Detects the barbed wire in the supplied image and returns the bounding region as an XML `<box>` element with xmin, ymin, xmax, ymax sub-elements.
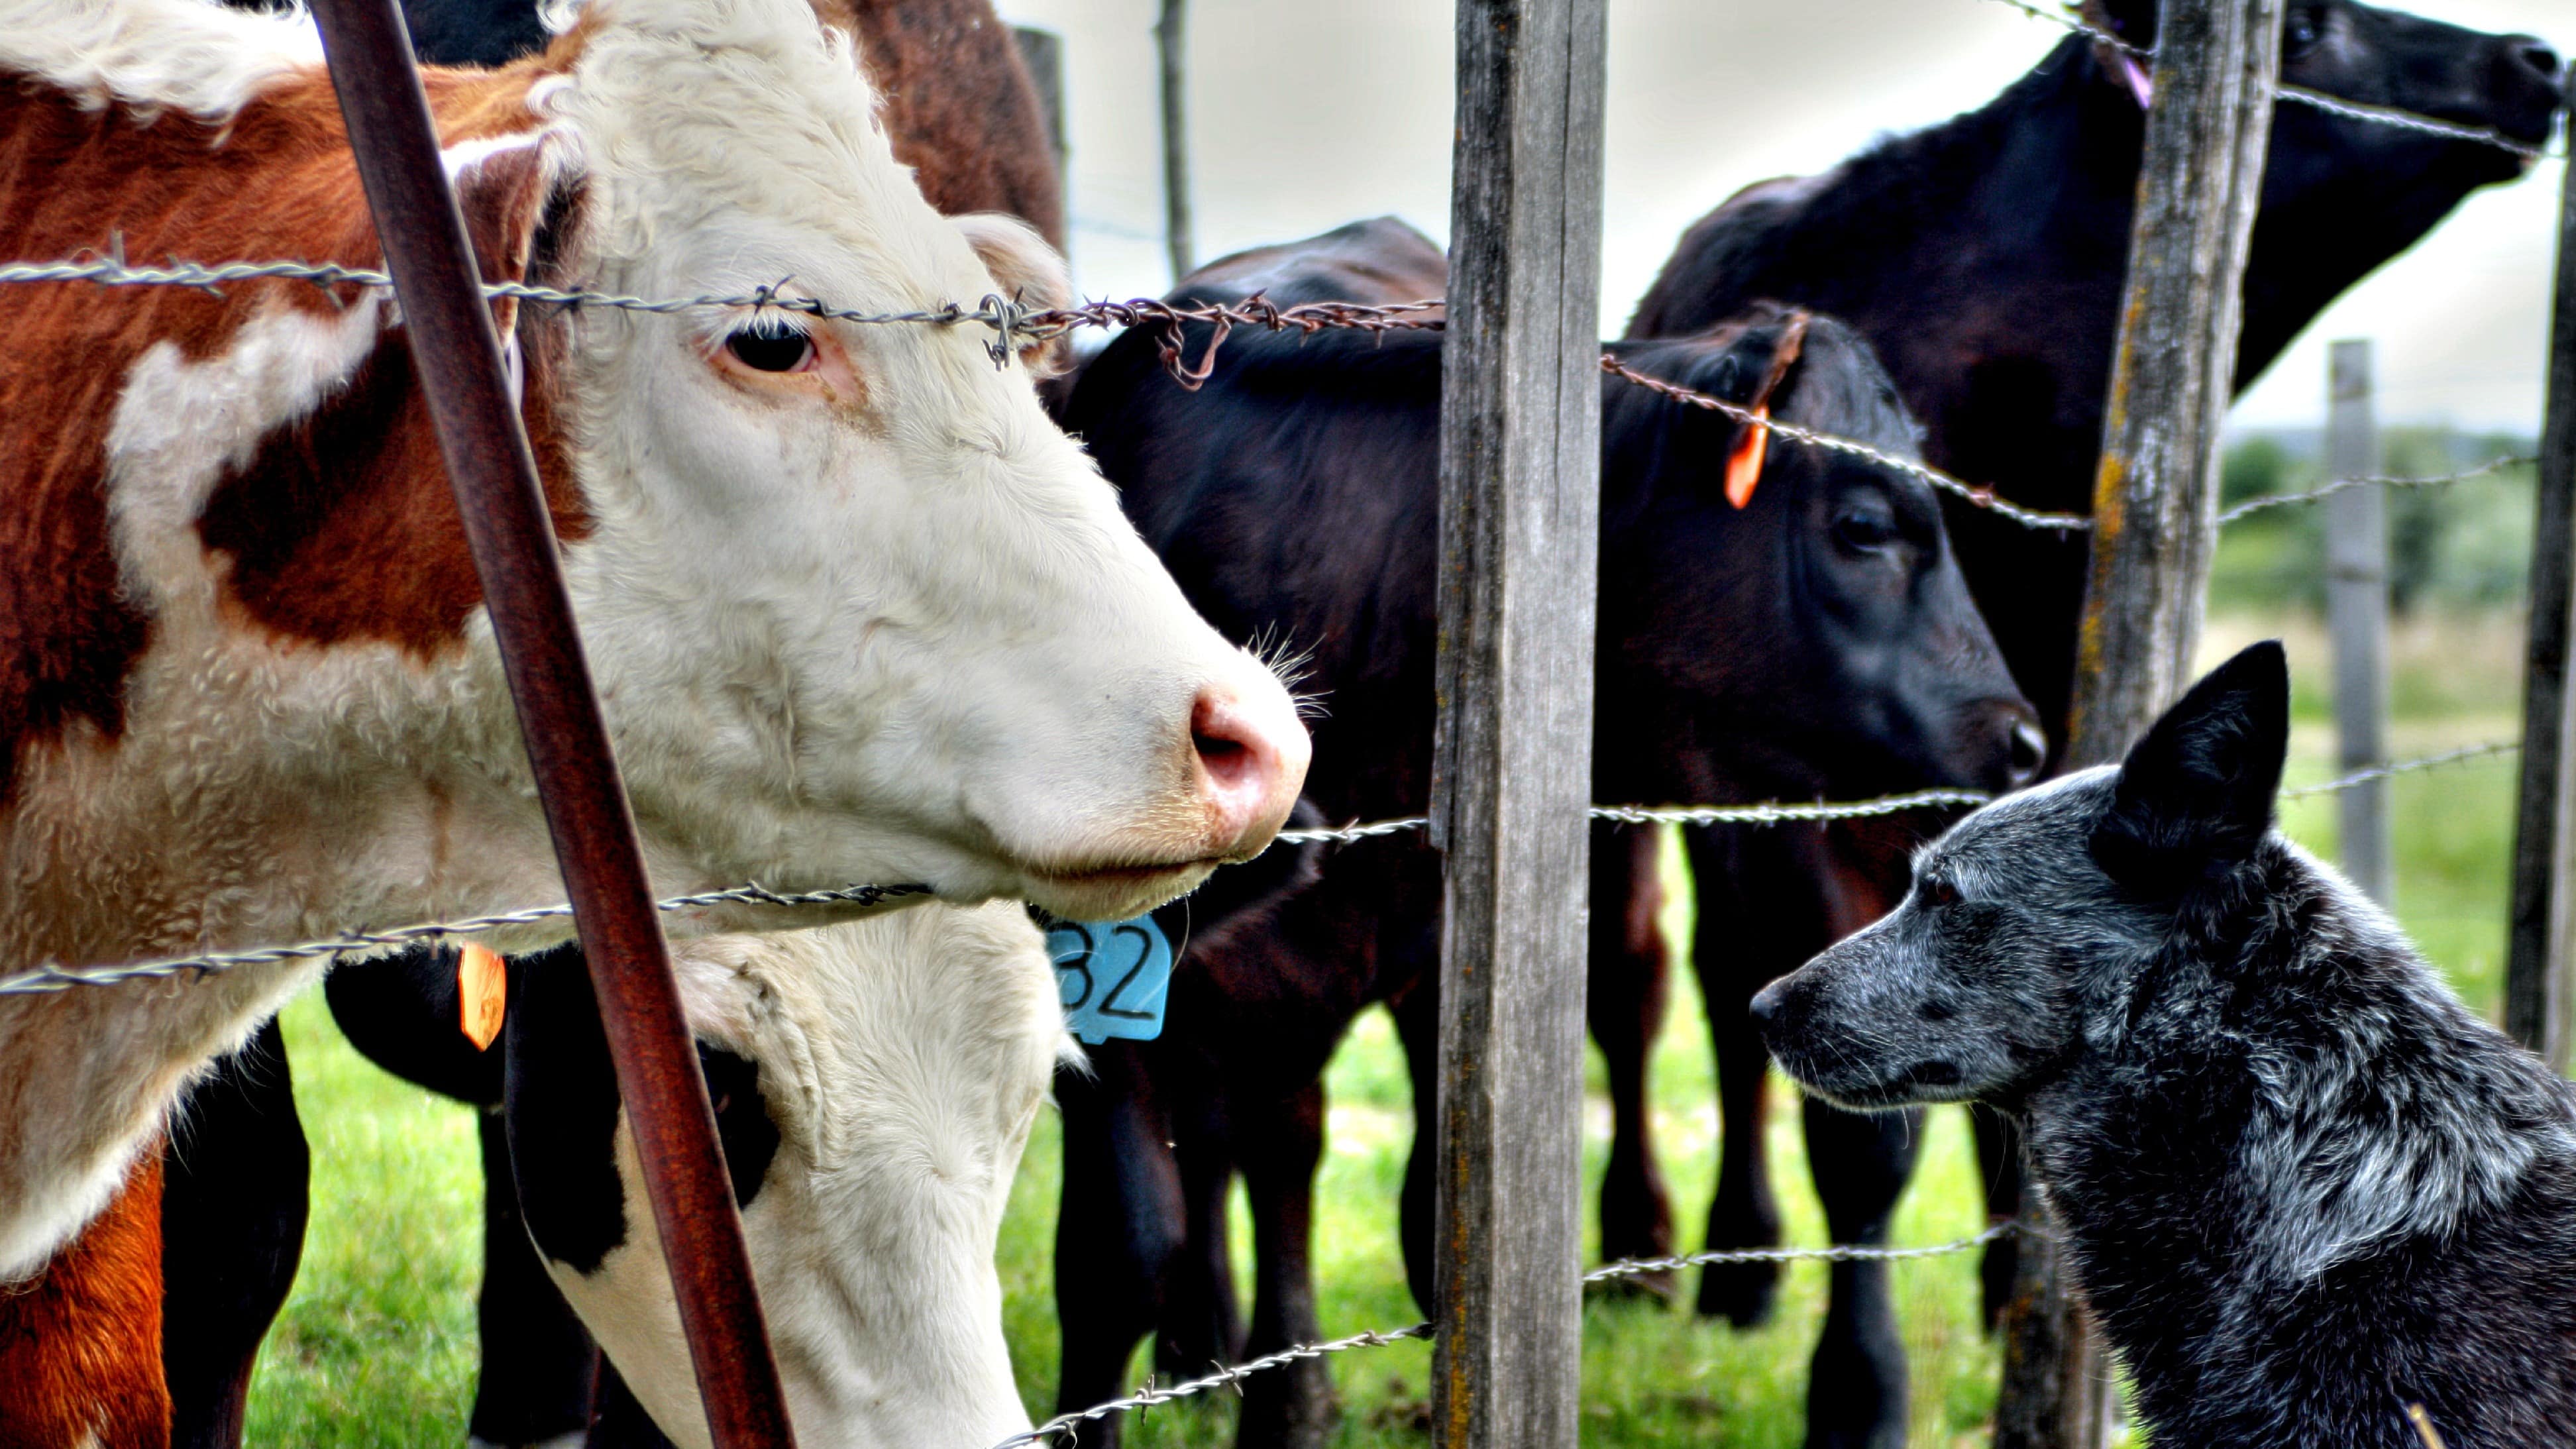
<box><xmin>2281</xmin><ymin>740</ymin><xmax>2520</xmax><ymax>800</ymax></box>
<box><xmin>1983</xmin><ymin>0</ymin><xmax>2560</xmax><ymax>161</ymax></box>
<box><xmin>1597</xmin><ymin>355</ymin><xmax>2091</xmax><ymax>531</ymax></box>
<box><xmin>9</xmin><ymin>748</ymin><xmax>2506</xmax><ymax>996</ymax></box>
<box><xmin>991</xmin><ymin>1224</ymin><xmax>2012</xmax><ymax>1446</ymax></box>
<box><xmin>0</xmin><ymin>881</ymin><xmax>929</xmax><ymax>997</ymax></box>
<box><xmin>2215</xmin><ymin>455</ymin><xmax>2537</xmax><ymax>527</ymax></box>
<box><xmin>16</xmin><ymin>256</ymin><xmax>2528</xmax><ymax>539</ymax></box>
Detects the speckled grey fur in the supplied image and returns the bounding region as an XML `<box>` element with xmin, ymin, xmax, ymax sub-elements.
<box><xmin>1755</xmin><ymin>644</ymin><xmax>2576</xmax><ymax>1448</ymax></box>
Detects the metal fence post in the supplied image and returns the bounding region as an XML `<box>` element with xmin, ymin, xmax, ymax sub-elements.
<box><xmin>2508</xmin><ymin>152</ymin><xmax>2576</xmax><ymax>1070</ymax></box>
<box><xmin>303</xmin><ymin>1</ymin><xmax>794</xmax><ymax>1443</ymax></box>
<box><xmin>2326</xmin><ymin>339</ymin><xmax>2392</xmax><ymax>905</ymax></box>
<box><xmin>1155</xmin><ymin>0</ymin><xmax>1193</xmax><ymax>280</ymax></box>
<box><xmin>1429</xmin><ymin>0</ymin><xmax>1605</xmax><ymax>1443</ymax></box>
<box><xmin>1998</xmin><ymin>1</ymin><xmax>2283</xmax><ymax>1446</ymax></box>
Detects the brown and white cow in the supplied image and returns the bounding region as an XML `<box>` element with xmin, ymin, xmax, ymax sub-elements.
<box><xmin>0</xmin><ymin>0</ymin><xmax>1305</xmax><ymax>1436</ymax></box>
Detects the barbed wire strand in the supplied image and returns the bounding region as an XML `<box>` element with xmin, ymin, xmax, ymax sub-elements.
<box><xmin>2215</xmin><ymin>455</ymin><xmax>2536</xmax><ymax>526</ymax></box>
<box><xmin>2281</xmin><ymin>740</ymin><xmax>2520</xmax><ymax>800</ymax></box>
<box><xmin>1982</xmin><ymin>0</ymin><xmax>2558</xmax><ymax>161</ymax></box>
<box><xmin>992</xmin><ymin>1225</ymin><xmax>2012</xmax><ymax>1446</ymax></box>
<box><xmin>6</xmin><ymin>747</ymin><xmax>2510</xmax><ymax>996</ymax></box>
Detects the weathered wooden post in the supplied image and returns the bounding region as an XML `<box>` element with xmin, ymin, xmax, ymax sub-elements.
<box><xmin>1155</xmin><ymin>0</ymin><xmax>1193</xmax><ymax>280</ymax></box>
<box><xmin>2326</xmin><ymin>339</ymin><xmax>2392</xmax><ymax>904</ymax></box>
<box><xmin>1996</xmin><ymin>2</ymin><xmax>2282</xmax><ymax>1445</ymax></box>
<box><xmin>1429</xmin><ymin>0</ymin><xmax>1605</xmax><ymax>1443</ymax></box>
<box><xmin>2506</xmin><ymin>152</ymin><xmax>2576</xmax><ymax>1070</ymax></box>
<box><xmin>305</xmin><ymin>0</ymin><xmax>795</xmax><ymax>1443</ymax></box>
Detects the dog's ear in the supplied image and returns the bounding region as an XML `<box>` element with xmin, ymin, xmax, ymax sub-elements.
<box><xmin>2090</xmin><ymin>641</ymin><xmax>2290</xmax><ymax>890</ymax></box>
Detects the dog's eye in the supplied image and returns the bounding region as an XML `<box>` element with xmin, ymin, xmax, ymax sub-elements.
<box><xmin>1918</xmin><ymin>877</ymin><xmax>1960</xmax><ymax>908</ymax></box>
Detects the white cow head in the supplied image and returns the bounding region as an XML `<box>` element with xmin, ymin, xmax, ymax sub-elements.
<box><xmin>515</xmin><ymin>0</ymin><xmax>1307</xmax><ymax>922</ymax></box>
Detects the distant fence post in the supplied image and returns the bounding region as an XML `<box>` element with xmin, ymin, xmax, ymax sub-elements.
<box><xmin>1012</xmin><ymin>27</ymin><xmax>1068</xmax><ymax>203</ymax></box>
<box><xmin>1429</xmin><ymin>0</ymin><xmax>1605</xmax><ymax>1444</ymax></box>
<box><xmin>2326</xmin><ymin>339</ymin><xmax>2392</xmax><ymax>904</ymax></box>
<box><xmin>2506</xmin><ymin>149</ymin><xmax>2576</xmax><ymax>1069</ymax></box>
<box><xmin>1154</xmin><ymin>0</ymin><xmax>1193</xmax><ymax>280</ymax></box>
<box><xmin>1997</xmin><ymin>3</ymin><xmax>2283</xmax><ymax>1447</ymax></box>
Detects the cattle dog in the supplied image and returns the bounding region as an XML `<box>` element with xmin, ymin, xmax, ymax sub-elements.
<box><xmin>1755</xmin><ymin>641</ymin><xmax>2576</xmax><ymax>1448</ymax></box>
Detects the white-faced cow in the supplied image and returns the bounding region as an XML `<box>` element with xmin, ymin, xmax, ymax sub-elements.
<box><xmin>0</xmin><ymin>0</ymin><xmax>1307</xmax><ymax>1440</ymax></box>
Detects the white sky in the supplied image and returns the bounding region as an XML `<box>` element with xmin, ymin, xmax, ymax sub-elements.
<box><xmin>993</xmin><ymin>0</ymin><xmax>2566</xmax><ymax>435</ymax></box>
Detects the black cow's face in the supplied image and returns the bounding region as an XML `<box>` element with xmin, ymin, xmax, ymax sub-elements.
<box><xmin>1597</xmin><ymin>312</ymin><xmax>2045</xmax><ymax>806</ymax></box>
<box><xmin>2092</xmin><ymin>0</ymin><xmax>2561</xmax><ymax>187</ymax></box>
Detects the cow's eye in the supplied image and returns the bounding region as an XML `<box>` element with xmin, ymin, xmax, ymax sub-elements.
<box><xmin>1919</xmin><ymin>877</ymin><xmax>1960</xmax><ymax>909</ymax></box>
<box><xmin>1831</xmin><ymin>507</ymin><xmax>1901</xmax><ymax>553</ymax></box>
<box><xmin>725</xmin><ymin>319</ymin><xmax>816</xmax><ymax>373</ymax></box>
<box><xmin>2284</xmin><ymin>9</ymin><xmax>2323</xmax><ymax>52</ymax></box>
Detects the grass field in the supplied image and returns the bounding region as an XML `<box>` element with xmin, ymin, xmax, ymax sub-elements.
<box><xmin>244</xmin><ymin>606</ymin><xmax>2534</xmax><ymax>1446</ymax></box>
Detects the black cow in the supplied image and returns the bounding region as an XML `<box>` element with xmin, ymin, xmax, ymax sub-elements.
<box><xmin>1052</xmin><ymin>217</ymin><xmax>2040</xmax><ymax>1449</ymax></box>
<box><xmin>1613</xmin><ymin>3</ymin><xmax>2566</xmax><ymax>1418</ymax></box>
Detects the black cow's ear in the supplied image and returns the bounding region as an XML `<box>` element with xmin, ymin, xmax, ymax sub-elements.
<box><xmin>2084</xmin><ymin>0</ymin><xmax>2157</xmax><ymax>46</ymax></box>
<box><xmin>2090</xmin><ymin>641</ymin><xmax>2289</xmax><ymax>890</ymax></box>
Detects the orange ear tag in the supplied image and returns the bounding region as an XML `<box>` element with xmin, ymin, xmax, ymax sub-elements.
<box><xmin>458</xmin><ymin>943</ymin><xmax>507</xmax><ymax>1051</ymax></box>
<box><xmin>1725</xmin><ymin>405</ymin><xmax>1770</xmax><ymax>509</ymax></box>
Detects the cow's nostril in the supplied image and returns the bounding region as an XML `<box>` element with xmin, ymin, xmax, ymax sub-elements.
<box><xmin>1188</xmin><ymin>682</ymin><xmax>1310</xmax><ymax>857</ymax></box>
<box><xmin>2006</xmin><ymin>718</ymin><xmax>2048</xmax><ymax>788</ymax></box>
<box><xmin>2511</xmin><ymin>38</ymin><xmax>2561</xmax><ymax>83</ymax></box>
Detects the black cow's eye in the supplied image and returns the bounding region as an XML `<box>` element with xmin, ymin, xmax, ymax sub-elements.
<box><xmin>1831</xmin><ymin>508</ymin><xmax>1900</xmax><ymax>553</ymax></box>
<box><xmin>2285</xmin><ymin>9</ymin><xmax>2322</xmax><ymax>52</ymax></box>
<box><xmin>725</xmin><ymin>318</ymin><xmax>814</xmax><ymax>373</ymax></box>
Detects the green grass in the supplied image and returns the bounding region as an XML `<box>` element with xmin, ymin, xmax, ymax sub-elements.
<box><xmin>246</xmin><ymin>604</ymin><xmax>2531</xmax><ymax>1445</ymax></box>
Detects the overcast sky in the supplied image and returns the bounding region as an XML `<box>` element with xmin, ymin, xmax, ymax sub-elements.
<box><xmin>993</xmin><ymin>0</ymin><xmax>2565</xmax><ymax>435</ymax></box>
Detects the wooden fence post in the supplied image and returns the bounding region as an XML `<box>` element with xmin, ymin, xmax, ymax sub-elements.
<box><xmin>1429</xmin><ymin>0</ymin><xmax>1605</xmax><ymax>1444</ymax></box>
<box><xmin>1155</xmin><ymin>0</ymin><xmax>1193</xmax><ymax>280</ymax></box>
<box><xmin>2326</xmin><ymin>339</ymin><xmax>2392</xmax><ymax>904</ymax></box>
<box><xmin>2506</xmin><ymin>150</ymin><xmax>2576</xmax><ymax>1069</ymax></box>
<box><xmin>1997</xmin><ymin>2</ymin><xmax>2283</xmax><ymax>1446</ymax></box>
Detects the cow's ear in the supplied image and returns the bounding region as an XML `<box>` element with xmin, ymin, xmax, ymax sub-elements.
<box><xmin>2090</xmin><ymin>641</ymin><xmax>2290</xmax><ymax>890</ymax></box>
<box><xmin>955</xmin><ymin>211</ymin><xmax>1074</xmax><ymax>379</ymax></box>
<box><xmin>448</xmin><ymin>134</ymin><xmax>588</xmax><ymax>335</ymax></box>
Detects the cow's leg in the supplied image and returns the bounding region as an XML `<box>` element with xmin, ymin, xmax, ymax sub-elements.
<box><xmin>583</xmin><ymin>1356</ymin><xmax>671</xmax><ymax>1449</ymax></box>
<box><xmin>1392</xmin><ymin>978</ymin><xmax>1441</xmax><ymax>1316</ymax></box>
<box><xmin>472</xmin><ymin>1108</ymin><xmax>601</xmax><ymax>1448</ymax></box>
<box><xmin>0</xmin><ymin>1155</ymin><xmax>172</xmax><ymax>1449</ymax></box>
<box><xmin>1233</xmin><ymin>1077</ymin><xmax>1335</xmax><ymax>1449</ymax></box>
<box><xmin>1970</xmin><ymin>1104</ymin><xmax>2023</xmax><ymax>1332</ymax></box>
<box><xmin>1151</xmin><ymin>1083</ymin><xmax>1244</xmax><ymax>1387</ymax></box>
<box><xmin>1588</xmin><ymin>820</ymin><xmax>1673</xmax><ymax>1294</ymax></box>
<box><xmin>1053</xmin><ymin>1046</ymin><xmax>1185</xmax><ymax>1448</ymax></box>
<box><xmin>161</xmin><ymin>1018</ymin><xmax>307</xmax><ymax>1449</ymax></box>
<box><xmin>1688</xmin><ymin>823</ymin><xmax>1790</xmax><ymax>1325</ymax></box>
<box><xmin>1801</xmin><ymin>1098</ymin><xmax>1921</xmax><ymax>1449</ymax></box>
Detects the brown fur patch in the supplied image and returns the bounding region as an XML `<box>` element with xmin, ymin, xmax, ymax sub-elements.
<box><xmin>0</xmin><ymin>1155</ymin><xmax>171</xmax><ymax>1449</ymax></box>
<box><xmin>0</xmin><ymin>52</ymin><xmax>584</xmax><ymax>793</ymax></box>
<box><xmin>843</xmin><ymin>0</ymin><xmax>1065</xmax><ymax>246</ymax></box>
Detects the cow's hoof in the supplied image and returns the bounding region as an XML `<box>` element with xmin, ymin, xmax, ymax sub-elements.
<box><xmin>1696</xmin><ymin>1257</ymin><xmax>1780</xmax><ymax>1327</ymax></box>
<box><xmin>1236</xmin><ymin>1355</ymin><xmax>1338</xmax><ymax>1449</ymax></box>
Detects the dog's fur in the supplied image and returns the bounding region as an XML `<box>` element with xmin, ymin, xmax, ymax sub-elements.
<box><xmin>1755</xmin><ymin>643</ymin><xmax>2576</xmax><ymax>1448</ymax></box>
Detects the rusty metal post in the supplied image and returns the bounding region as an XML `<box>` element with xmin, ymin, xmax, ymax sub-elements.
<box><xmin>303</xmin><ymin>1</ymin><xmax>796</xmax><ymax>1444</ymax></box>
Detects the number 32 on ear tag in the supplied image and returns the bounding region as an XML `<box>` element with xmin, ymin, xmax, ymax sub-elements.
<box><xmin>1046</xmin><ymin>914</ymin><xmax>1174</xmax><ymax>1046</ymax></box>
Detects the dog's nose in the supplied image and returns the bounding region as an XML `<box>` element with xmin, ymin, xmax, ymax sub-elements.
<box><xmin>1748</xmin><ymin>981</ymin><xmax>1784</xmax><ymax>1030</ymax></box>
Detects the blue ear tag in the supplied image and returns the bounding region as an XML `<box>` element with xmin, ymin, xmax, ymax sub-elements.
<box><xmin>1046</xmin><ymin>914</ymin><xmax>1175</xmax><ymax>1046</ymax></box>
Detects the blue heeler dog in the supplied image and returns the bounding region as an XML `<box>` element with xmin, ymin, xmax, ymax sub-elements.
<box><xmin>1753</xmin><ymin>641</ymin><xmax>2576</xmax><ymax>1448</ymax></box>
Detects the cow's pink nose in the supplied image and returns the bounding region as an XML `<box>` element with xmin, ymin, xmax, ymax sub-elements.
<box><xmin>1189</xmin><ymin>683</ymin><xmax>1309</xmax><ymax>858</ymax></box>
